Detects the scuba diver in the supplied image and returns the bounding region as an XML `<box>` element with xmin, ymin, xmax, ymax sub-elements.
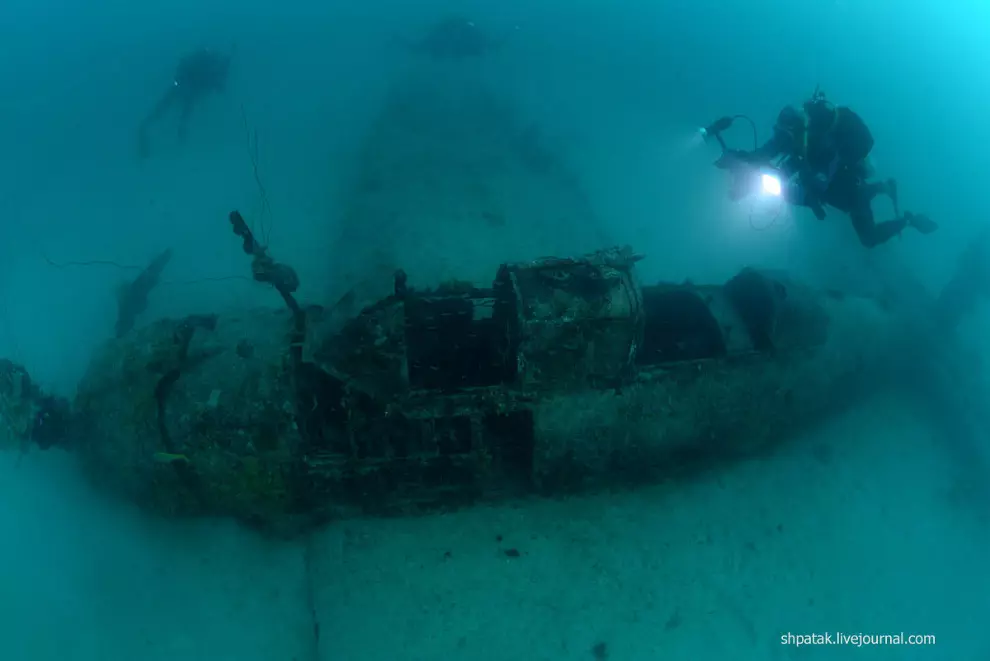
<box><xmin>393</xmin><ymin>16</ymin><xmax>518</xmax><ymax>60</ymax></box>
<box><xmin>711</xmin><ymin>88</ymin><xmax>938</xmax><ymax>248</ymax></box>
<box><xmin>136</xmin><ymin>47</ymin><xmax>232</xmax><ymax>159</ymax></box>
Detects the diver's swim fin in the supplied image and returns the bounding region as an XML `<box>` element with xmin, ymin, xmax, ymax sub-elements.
<box><xmin>906</xmin><ymin>211</ymin><xmax>938</xmax><ymax>235</ymax></box>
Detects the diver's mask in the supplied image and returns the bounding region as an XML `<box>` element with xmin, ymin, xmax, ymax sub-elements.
<box><xmin>773</xmin><ymin>105</ymin><xmax>806</xmax><ymax>149</ymax></box>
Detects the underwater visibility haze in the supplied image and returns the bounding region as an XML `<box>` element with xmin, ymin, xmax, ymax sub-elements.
<box><xmin>1</xmin><ymin>0</ymin><xmax>989</xmax><ymax>659</ymax></box>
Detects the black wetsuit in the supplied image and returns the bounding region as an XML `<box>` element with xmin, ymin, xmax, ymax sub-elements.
<box><xmin>137</xmin><ymin>48</ymin><xmax>230</xmax><ymax>158</ymax></box>
<box><xmin>745</xmin><ymin>104</ymin><xmax>907</xmax><ymax>248</ymax></box>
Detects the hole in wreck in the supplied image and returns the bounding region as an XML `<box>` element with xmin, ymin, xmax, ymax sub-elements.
<box><xmin>420</xmin><ymin>416</ymin><xmax>473</xmax><ymax>456</ymax></box>
<box><xmin>636</xmin><ymin>287</ymin><xmax>727</xmax><ymax>365</ymax></box>
<box><xmin>404</xmin><ymin>287</ymin><xmax>517</xmax><ymax>391</ymax></box>
<box><xmin>334</xmin><ymin>415</ymin><xmax>480</xmax><ymax>513</ymax></box>
<box><xmin>300</xmin><ymin>408</ymin><xmax>537</xmax><ymax>513</ymax></box>
<box><xmin>723</xmin><ymin>269</ymin><xmax>786</xmax><ymax>352</ymax></box>
<box><xmin>295</xmin><ymin>362</ymin><xmax>350</xmax><ymax>452</ymax></box>
<box><xmin>484</xmin><ymin>409</ymin><xmax>535</xmax><ymax>487</ymax></box>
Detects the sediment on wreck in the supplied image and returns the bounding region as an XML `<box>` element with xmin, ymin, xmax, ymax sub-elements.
<box><xmin>72</xmin><ymin>309</ymin><xmax>307</xmax><ymax>529</ymax></box>
<box><xmin>9</xmin><ymin>234</ymin><xmax>908</xmax><ymax>536</ymax></box>
<box><xmin>72</xmin><ymin>211</ymin><xmax>337</xmax><ymax>536</ymax></box>
<box><xmin>305</xmin><ymin>247</ymin><xmax>901</xmax><ymax>507</ymax></box>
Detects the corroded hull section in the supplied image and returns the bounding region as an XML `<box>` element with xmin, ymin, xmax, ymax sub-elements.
<box><xmin>67</xmin><ymin>247</ymin><xmax>898</xmax><ymax>533</ymax></box>
<box><xmin>74</xmin><ymin>311</ymin><xmax>304</xmax><ymax>527</ymax></box>
<box><xmin>306</xmin><ymin>248</ymin><xmax>896</xmax><ymax>506</ymax></box>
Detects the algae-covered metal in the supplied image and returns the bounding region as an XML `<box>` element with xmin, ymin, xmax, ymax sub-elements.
<box><xmin>73</xmin><ymin>310</ymin><xmax>305</xmax><ymax>528</ymax></box>
<box><xmin>62</xmin><ymin>246</ymin><xmax>900</xmax><ymax>533</ymax></box>
<box><xmin>305</xmin><ymin>246</ymin><xmax>895</xmax><ymax>506</ymax></box>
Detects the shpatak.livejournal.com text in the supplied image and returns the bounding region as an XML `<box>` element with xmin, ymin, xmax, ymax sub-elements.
<box><xmin>781</xmin><ymin>632</ymin><xmax>936</xmax><ymax>647</ymax></box>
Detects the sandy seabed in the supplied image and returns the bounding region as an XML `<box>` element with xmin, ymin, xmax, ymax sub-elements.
<box><xmin>1</xmin><ymin>391</ymin><xmax>985</xmax><ymax>661</ymax></box>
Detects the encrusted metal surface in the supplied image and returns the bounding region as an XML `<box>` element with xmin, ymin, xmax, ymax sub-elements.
<box><xmin>50</xmin><ymin>245</ymin><xmax>902</xmax><ymax>535</ymax></box>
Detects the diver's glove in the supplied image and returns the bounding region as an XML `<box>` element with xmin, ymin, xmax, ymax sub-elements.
<box><xmin>735</xmin><ymin>149</ymin><xmax>765</xmax><ymax>165</ymax></box>
<box><xmin>716</xmin><ymin>149</ymin><xmax>757</xmax><ymax>176</ymax></box>
<box><xmin>784</xmin><ymin>180</ymin><xmax>805</xmax><ymax>204</ymax></box>
<box><xmin>805</xmin><ymin>175</ymin><xmax>829</xmax><ymax>219</ymax></box>
<box><xmin>784</xmin><ymin>180</ymin><xmax>827</xmax><ymax>219</ymax></box>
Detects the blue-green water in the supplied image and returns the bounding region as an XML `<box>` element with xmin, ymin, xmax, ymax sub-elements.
<box><xmin>1</xmin><ymin>1</ymin><xmax>987</xmax><ymax>658</ymax></box>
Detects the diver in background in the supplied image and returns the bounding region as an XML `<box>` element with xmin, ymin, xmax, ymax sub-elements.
<box><xmin>136</xmin><ymin>47</ymin><xmax>232</xmax><ymax>159</ymax></box>
<box><xmin>735</xmin><ymin>88</ymin><xmax>937</xmax><ymax>248</ymax></box>
<box><xmin>394</xmin><ymin>16</ymin><xmax>518</xmax><ymax>60</ymax></box>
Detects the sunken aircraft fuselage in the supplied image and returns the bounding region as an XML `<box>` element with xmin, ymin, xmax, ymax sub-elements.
<box><xmin>51</xmin><ymin>244</ymin><xmax>907</xmax><ymax>535</ymax></box>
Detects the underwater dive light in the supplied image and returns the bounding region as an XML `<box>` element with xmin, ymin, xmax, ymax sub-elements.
<box><xmin>760</xmin><ymin>172</ymin><xmax>782</xmax><ymax>197</ymax></box>
<box><xmin>699</xmin><ymin>116</ymin><xmax>735</xmax><ymax>142</ymax></box>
